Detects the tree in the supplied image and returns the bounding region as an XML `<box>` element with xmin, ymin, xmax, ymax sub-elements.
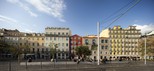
<box><xmin>91</xmin><ymin>45</ymin><xmax>97</xmax><ymax>50</ymax></box>
<box><xmin>50</xmin><ymin>48</ymin><xmax>56</xmax><ymax>59</ymax></box>
<box><xmin>49</xmin><ymin>43</ymin><xmax>58</xmax><ymax>59</ymax></box>
<box><xmin>75</xmin><ymin>46</ymin><xmax>91</xmax><ymax>59</ymax></box>
<box><xmin>139</xmin><ymin>37</ymin><xmax>154</xmax><ymax>58</ymax></box>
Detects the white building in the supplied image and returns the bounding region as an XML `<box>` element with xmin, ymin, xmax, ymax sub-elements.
<box><xmin>45</xmin><ymin>27</ymin><xmax>71</xmax><ymax>59</ymax></box>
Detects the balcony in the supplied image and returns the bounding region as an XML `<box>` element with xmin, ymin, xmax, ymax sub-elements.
<box><xmin>45</xmin><ymin>34</ymin><xmax>70</xmax><ymax>37</ymax></box>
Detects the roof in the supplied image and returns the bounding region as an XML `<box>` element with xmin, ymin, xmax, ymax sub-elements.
<box><xmin>147</xmin><ymin>31</ymin><xmax>154</xmax><ymax>36</ymax></box>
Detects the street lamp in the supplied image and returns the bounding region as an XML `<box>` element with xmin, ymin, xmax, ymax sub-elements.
<box><xmin>144</xmin><ymin>34</ymin><xmax>147</xmax><ymax>65</ymax></box>
<box><xmin>97</xmin><ymin>22</ymin><xmax>100</xmax><ymax>65</ymax></box>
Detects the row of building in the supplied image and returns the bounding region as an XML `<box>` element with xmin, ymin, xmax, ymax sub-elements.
<box><xmin>0</xmin><ymin>26</ymin><xmax>154</xmax><ymax>60</ymax></box>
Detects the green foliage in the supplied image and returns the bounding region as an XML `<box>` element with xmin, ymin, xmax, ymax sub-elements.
<box><xmin>75</xmin><ymin>46</ymin><xmax>91</xmax><ymax>58</ymax></box>
<box><xmin>91</xmin><ymin>45</ymin><xmax>97</xmax><ymax>50</ymax></box>
<box><xmin>50</xmin><ymin>48</ymin><xmax>56</xmax><ymax>56</ymax></box>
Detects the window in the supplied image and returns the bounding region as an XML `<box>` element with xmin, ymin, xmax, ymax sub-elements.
<box><xmin>66</xmin><ymin>37</ymin><xmax>68</xmax><ymax>41</ymax></box>
<box><xmin>42</xmin><ymin>38</ymin><xmax>44</xmax><ymax>40</ymax></box>
<box><xmin>101</xmin><ymin>56</ymin><xmax>103</xmax><ymax>59</ymax></box>
<box><xmin>58</xmin><ymin>32</ymin><xmax>60</xmax><ymax>35</ymax></box>
<box><xmin>58</xmin><ymin>53</ymin><xmax>61</xmax><ymax>56</ymax></box>
<box><xmin>105</xmin><ymin>40</ymin><xmax>108</xmax><ymax>43</ymax></box>
<box><xmin>32</xmin><ymin>48</ymin><xmax>35</xmax><ymax>52</ymax></box>
<box><xmin>102</xmin><ymin>46</ymin><xmax>104</xmax><ymax>49</ymax></box>
<box><xmin>54</xmin><ymin>37</ymin><xmax>56</xmax><ymax>40</ymax></box>
<box><xmin>62</xmin><ymin>32</ymin><xmax>64</xmax><ymax>35</ymax></box>
<box><xmin>33</xmin><ymin>43</ymin><xmax>35</xmax><ymax>46</ymax></box>
<box><xmin>66</xmin><ymin>33</ymin><xmax>68</xmax><ymax>35</ymax></box>
<box><xmin>85</xmin><ymin>39</ymin><xmax>89</xmax><ymax>45</ymax></box>
<box><xmin>42</xmin><ymin>43</ymin><xmax>44</xmax><ymax>46</ymax></box>
<box><xmin>37</xmin><ymin>43</ymin><xmax>39</xmax><ymax>46</ymax></box>
<box><xmin>20</xmin><ymin>43</ymin><xmax>22</xmax><ymax>46</ymax></box>
<box><xmin>62</xmin><ymin>53</ymin><xmax>64</xmax><ymax>56</ymax></box>
<box><xmin>46</xmin><ymin>48</ymin><xmax>48</xmax><ymax>52</ymax></box>
<box><xmin>105</xmin><ymin>46</ymin><xmax>108</xmax><ymax>49</ymax></box>
<box><xmin>101</xmin><ymin>40</ymin><xmax>104</xmax><ymax>43</ymax></box>
<box><xmin>94</xmin><ymin>56</ymin><xmax>96</xmax><ymax>60</ymax></box>
<box><xmin>92</xmin><ymin>39</ymin><xmax>96</xmax><ymax>45</ymax></box>
<box><xmin>66</xmin><ymin>43</ymin><xmax>68</xmax><ymax>46</ymax></box>
<box><xmin>37</xmin><ymin>48</ymin><xmax>40</xmax><ymax>52</ymax></box>
<box><xmin>42</xmin><ymin>48</ymin><xmax>44</xmax><ymax>53</ymax></box>
<box><xmin>62</xmin><ymin>43</ymin><xmax>64</xmax><ymax>46</ymax></box>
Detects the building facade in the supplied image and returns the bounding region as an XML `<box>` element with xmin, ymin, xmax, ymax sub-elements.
<box><xmin>82</xmin><ymin>35</ymin><xmax>110</xmax><ymax>61</ymax></box>
<box><xmin>0</xmin><ymin>27</ymin><xmax>72</xmax><ymax>60</ymax></box>
<box><xmin>45</xmin><ymin>27</ymin><xmax>71</xmax><ymax>59</ymax></box>
<box><xmin>100</xmin><ymin>26</ymin><xmax>141</xmax><ymax>60</ymax></box>
<box><xmin>70</xmin><ymin>34</ymin><xmax>82</xmax><ymax>59</ymax></box>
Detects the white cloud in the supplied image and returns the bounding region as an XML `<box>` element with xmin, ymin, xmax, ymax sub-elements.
<box><xmin>133</xmin><ymin>24</ymin><xmax>154</xmax><ymax>34</ymax></box>
<box><xmin>7</xmin><ymin>0</ymin><xmax>38</xmax><ymax>17</ymax></box>
<box><xmin>24</xmin><ymin>29</ymin><xmax>36</xmax><ymax>33</ymax></box>
<box><xmin>25</xmin><ymin>0</ymin><xmax>66</xmax><ymax>22</ymax></box>
<box><xmin>0</xmin><ymin>14</ymin><xmax>37</xmax><ymax>33</ymax></box>
<box><xmin>0</xmin><ymin>15</ymin><xmax>18</xmax><ymax>24</ymax></box>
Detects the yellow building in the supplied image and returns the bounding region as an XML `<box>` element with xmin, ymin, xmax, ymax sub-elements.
<box><xmin>100</xmin><ymin>26</ymin><xmax>141</xmax><ymax>60</ymax></box>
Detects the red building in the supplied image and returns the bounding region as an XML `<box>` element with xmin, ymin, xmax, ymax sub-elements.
<box><xmin>70</xmin><ymin>34</ymin><xmax>82</xmax><ymax>59</ymax></box>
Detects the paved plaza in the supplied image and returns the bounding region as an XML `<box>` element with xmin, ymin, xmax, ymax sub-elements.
<box><xmin>0</xmin><ymin>61</ymin><xmax>154</xmax><ymax>71</ymax></box>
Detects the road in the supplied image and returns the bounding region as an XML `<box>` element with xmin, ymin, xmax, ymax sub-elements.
<box><xmin>0</xmin><ymin>61</ymin><xmax>154</xmax><ymax>71</ymax></box>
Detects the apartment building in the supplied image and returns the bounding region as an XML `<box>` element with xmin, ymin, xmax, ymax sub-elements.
<box><xmin>70</xmin><ymin>34</ymin><xmax>82</xmax><ymax>59</ymax></box>
<box><xmin>100</xmin><ymin>26</ymin><xmax>141</xmax><ymax>60</ymax></box>
<box><xmin>45</xmin><ymin>27</ymin><xmax>71</xmax><ymax>59</ymax></box>
<box><xmin>82</xmin><ymin>35</ymin><xmax>110</xmax><ymax>61</ymax></box>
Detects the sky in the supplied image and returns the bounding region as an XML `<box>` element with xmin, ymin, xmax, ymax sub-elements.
<box><xmin>0</xmin><ymin>0</ymin><xmax>154</xmax><ymax>36</ymax></box>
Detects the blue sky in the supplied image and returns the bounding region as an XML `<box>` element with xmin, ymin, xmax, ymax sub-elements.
<box><xmin>0</xmin><ymin>0</ymin><xmax>154</xmax><ymax>36</ymax></box>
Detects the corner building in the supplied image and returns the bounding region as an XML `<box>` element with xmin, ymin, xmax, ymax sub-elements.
<box><xmin>100</xmin><ymin>26</ymin><xmax>141</xmax><ymax>60</ymax></box>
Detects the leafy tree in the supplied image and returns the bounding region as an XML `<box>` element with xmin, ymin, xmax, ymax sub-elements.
<box><xmin>139</xmin><ymin>37</ymin><xmax>154</xmax><ymax>58</ymax></box>
<box><xmin>75</xmin><ymin>46</ymin><xmax>91</xmax><ymax>59</ymax></box>
<box><xmin>49</xmin><ymin>43</ymin><xmax>58</xmax><ymax>59</ymax></box>
<box><xmin>50</xmin><ymin>48</ymin><xmax>56</xmax><ymax>58</ymax></box>
<box><xmin>91</xmin><ymin>45</ymin><xmax>97</xmax><ymax>50</ymax></box>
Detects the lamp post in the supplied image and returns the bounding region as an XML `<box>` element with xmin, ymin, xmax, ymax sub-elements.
<box><xmin>144</xmin><ymin>35</ymin><xmax>147</xmax><ymax>65</ymax></box>
<box><xmin>97</xmin><ymin>22</ymin><xmax>100</xmax><ymax>65</ymax></box>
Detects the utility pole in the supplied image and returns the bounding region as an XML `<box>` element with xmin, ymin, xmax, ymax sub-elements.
<box><xmin>97</xmin><ymin>22</ymin><xmax>100</xmax><ymax>65</ymax></box>
<box><xmin>144</xmin><ymin>35</ymin><xmax>146</xmax><ymax>65</ymax></box>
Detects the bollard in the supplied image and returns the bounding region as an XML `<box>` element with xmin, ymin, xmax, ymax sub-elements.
<box><xmin>41</xmin><ymin>60</ymin><xmax>42</xmax><ymax>69</ymax></box>
<box><xmin>26</xmin><ymin>60</ymin><xmax>27</xmax><ymax>69</ymax></box>
<box><xmin>9</xmin><ymin>60</ymin><xmax>11</xmax><ymax>71</ymax></box>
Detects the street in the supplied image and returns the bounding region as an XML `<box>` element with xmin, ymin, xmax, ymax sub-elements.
<box><xmin>0</xmin><ymin>61</ymin><xmax>154</xmax><ymax>71</ymax></box>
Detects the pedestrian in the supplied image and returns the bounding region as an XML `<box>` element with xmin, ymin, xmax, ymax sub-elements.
<box><xmin>77</xmin><ymin>59</ymin><xmax>80</xmax><ymax>64</ymax></box>
<box><xmin>51</xmin><ymin>58</ymin><xmax>53</xmax><ymax>62</ymax></box>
